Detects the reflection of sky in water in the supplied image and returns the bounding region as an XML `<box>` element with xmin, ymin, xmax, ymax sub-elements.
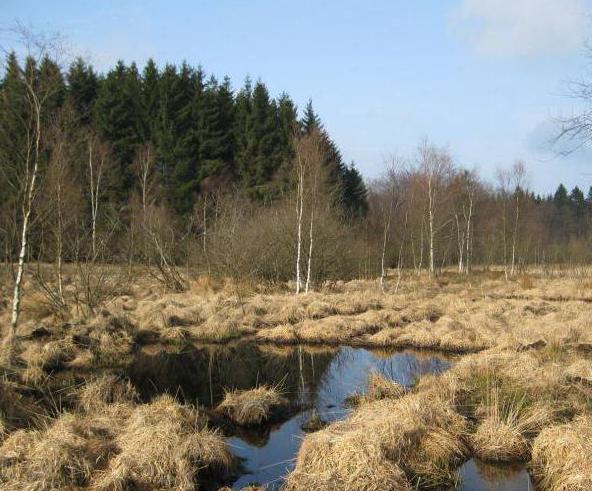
<box><xmin>231</xmin><ymin>346</ymin><xmax>451</xmax><ymax>489</ymax></box>
<box><xmin>127</xmin><ymin>343</ymin><xmax>532</xmax><ymax>490</ymax></box>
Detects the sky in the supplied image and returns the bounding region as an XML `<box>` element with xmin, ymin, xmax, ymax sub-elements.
<box><xmin>2</xmin><ymin>0</ymin><xmax>592</xmax><ymax>195</ymax></box>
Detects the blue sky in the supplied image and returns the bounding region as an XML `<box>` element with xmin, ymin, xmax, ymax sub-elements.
<box><xmin>3</xmin><ymin>0</ymin><xmax>592</xmax><ymax>194</ymax></box>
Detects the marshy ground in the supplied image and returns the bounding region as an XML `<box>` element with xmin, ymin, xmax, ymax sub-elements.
<box><xmin>1</xmin><ymin>268</ymin><xmax>592</xmax><ymax>489</ymax></box>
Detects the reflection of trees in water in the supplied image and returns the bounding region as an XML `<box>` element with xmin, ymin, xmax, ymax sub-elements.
<box><xmin>473</xmin><ymin>459</ymin><xmax>528</xmax><ymax>483</ymax></box>
<box><xmin>374</xmin><ymin>350</ymin><xmax>452</xmax><ymax>388</ymax></box>
<box><xmin>126</xmin><ymin>343</ymin><xmax>336</xmax><ymax>408</ymax></box>
<box><xmin>309</xmin><ymin>347</ymin><xmax>453</xmax><ymax>421</ymax></box>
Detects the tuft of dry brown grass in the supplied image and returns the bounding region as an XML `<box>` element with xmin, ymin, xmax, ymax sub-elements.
<box><xmin>285</xmin><ymin>392</ymin><xmax>468</xmax><ymax>490</ymax></box>
<box><xmin>347</xmin><ymin>372</ymin><xmax>406</xmax><ymax>407</ymax></box>
<box><xmin>78</xmin><ymin>375</ymin><xmax>139</xmax><ymax>412</ymax></box>
<box><xmin>20</xmin><ymin>338</ymin><xmax>76</xmax><ymax>372</ymax></box>
<box><xmin>470</xmin><ymin>388</ymin><xmax>554</xmax><ymax>463</ymax></box>
<box><xmin>94</xmin><ymin>394</ymin><xmax>232</xmax><ymax>490</ymax></box>
<box><xmin>0</xmin><ymin>413</ymin><xmax>117</xmax><ymax>490</ymax></box>
<box><xmin>217</xmin><ymin>385</ymin><xmax>288</xmax><ymax>426</ymax></box>
<box><xmin>565</xmin><ymin>359</ymin><xmax>592</xmax><ymax>385</ymax></box>
<box><xmin>532</xmin><ymin>415</ymin><xmax>592</xmax><ymax>491</ymax></box>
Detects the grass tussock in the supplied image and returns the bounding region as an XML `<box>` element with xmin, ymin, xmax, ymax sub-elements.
<box><xmin>94</xmin><ymin>394</ymin><xmax>232</xmax><ymax>490</ymax></box>
<box><xmin>217</xmin><ymin>385</ymin><xmax>288</xmax><ymax>426</ymax></box>
<box><xmin>0</xmin><ymin>413</ymin><xmax>117</xmax><ymax>490</ymax></box>
<box><xmin>78</xmin><ymin>375</ymin><xmax>139</xmax><ymax>412</ymax></box>
<box><xmin>532</xmin><ymin>415</ymin><xmax>592</xmax><ymax>491</ymax></box>
<box><xmin>347</xmin><ymin>372</ymin><xmax>406</xmax><ymax>406</ymax></box>
<box><xmin>285</xmin><ymin>392</ymin><xmax>468</xmax><ymax>490</ymax></box>
<box><xmin>470</xmin><ymin>389</ymin><xmax>552</xmax><ymax>463</ymax></box>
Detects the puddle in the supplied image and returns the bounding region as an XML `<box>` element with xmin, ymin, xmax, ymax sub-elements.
<box><xmin>458</xmin><ymin>459</ymin><xmax>534</xmax><ymax>490</ymax></box>
<box><xmin>125</xmin><ymin>343</ymin><xmax>532</xmax><ymax>490</ymax></box>
<box><xmin>126</xmin><ymin>343</ymin><xmax>448</xmax><ymax>487</ymax></box>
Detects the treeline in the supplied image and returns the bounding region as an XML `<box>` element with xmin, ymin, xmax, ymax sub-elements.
<box><xmin>0</xmin><ymin>53</ymin><xmax>367</xmax><ymax>216</ymax></box>
<box><xmin>3</xmin><ymin>42</ymin><xmax>592</xmax><ymax>316</ymax></box>
<box><xmin>368</xmin><ymin>152</ymin><xmax>592</xmax><ymax>279</ymax></box>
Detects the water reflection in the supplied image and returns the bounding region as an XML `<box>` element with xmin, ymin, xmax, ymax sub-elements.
<box><xmin>227</xmin><ymin>345</ymin><xmax>451</xmax><ymax>489</ymax></box>
<box><xmin>125</xmin><ymin>343</ymin><xmax>532</xmax><ymax>490</ymax></box>
<box><xmin>458</xmin><ymin>459</ymin><xmax>534</xmax><ymax>490</ymax></box>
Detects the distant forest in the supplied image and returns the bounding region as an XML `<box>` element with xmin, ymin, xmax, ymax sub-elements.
<box><xmin>3</xmin><ymin>46</ymin><xmax>592</xmax><ymax>300</ymax></box>
<box><xmin>0</xmin><ymin>53</ymin><xmax>368</xmax><ymax>216</ymax></box>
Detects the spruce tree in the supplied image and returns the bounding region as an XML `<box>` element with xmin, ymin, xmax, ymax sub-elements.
<box><xmin>141</xmin><ymin>58</ymin><xmax>160</xmax><ymax>142</ymax></box>
<box><xmin>243</xmin><ymin>81</ymin><xmax>282</xmax><ymax>188</ymax></box>
<box><xmin>234</xmin><ymin>77</ymin><xmax>253</xmax><ymax>182</ymax></box>
<box><xmin>0</xmin><ymin>53</ymin><xmax>28</xmax><ymax>209</ymax></box>
<box><xmin>198</xmin><ymin>75</ymin><xmax>235</xmax><ymax>182</ymax></box>
<box><xmin>553</xmin><ymin>184</ymin><xmax>569</xmax><ymax>208</ymax></box>
<box><xmin>94</xmin><ymin>60</ymin><xmax>144</xmax><ymax>201</ymax></box>
<box><xmin>66</xmin><ymin>57</ymin><xmax>98</xmax><ymax>126</ymax></box>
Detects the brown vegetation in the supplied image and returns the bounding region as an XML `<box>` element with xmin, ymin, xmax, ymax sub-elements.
<box><xmin>217</xmin><ymin>386</ymin><xmax>288</xmax><ymax>426</ymax></box>
<box><xmin>0</xmin><ymin>379</ymin><xmax>233</xmax><ymax>490</ymax></box>
<box><xmin>2</xmin><ymin>270</ymin><xmax>592</xmax><ymax>488</ymax></box>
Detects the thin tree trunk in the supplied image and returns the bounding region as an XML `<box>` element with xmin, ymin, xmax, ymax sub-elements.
<box><xmin>511</xmin><ymin>193</ymin><xmax>520</xmax><ymax>277</ymax></box>
<box><xmin>305</xmin><ymin>199</ymin><xmax>314</xmax><ymax>293</ymax></box>
<box><xmin>5</xmin><ymin>95</ymin><xmax>42</xmax><ymax>363</ymax></box>
<box><xmin>455</xmin><ymin>213</ymin><xmax>464</xmax><ymax>274</ymax></box>
<box><xmin>428</xmin><ymin>177</ymin><xmax>435</xmax><ymax>276</ymax></box>
<box><xmin>295</xmin><ymin>162</ymin><xmax>304</xmax><ymax>294</ymax></box>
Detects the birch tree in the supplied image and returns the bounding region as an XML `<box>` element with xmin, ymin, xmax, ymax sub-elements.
<box><xmin>510</xmin><ymin>161</ymin><xmax>527</xmax><ymax>276</ymax></box>
<box><xmin>86</xmin><ymin>130</ymin><xmax>111</xmax><ymax>261</ymax></box>
<box><xmin>135</xmin><ymin>144</ymin><xmax>186</xmax><ymax>291</ymax></box>
<box><xmin>293</xmin><ymin>128</ymin><xmax>326</xmax><ymax>294</ymax></box>
<box><xmin>417</xmin><ymin>139</ymin><xmax>453</xmax><ymax>277</ymax></box>
<box><xmin>1</xmin><ymin>27</ymin><xmax>63</xmax><ymax>364</ymax></box>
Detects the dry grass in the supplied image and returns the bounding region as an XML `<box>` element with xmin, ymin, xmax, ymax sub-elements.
<box><xmin>285</xmin><ymin>392</ymin><xmax>468</xmax><ymax>490</ymax></box>
<box><xmin>469</xmin><ymin>389</ymin><xmax>552</xmax><ymax>463</ymax></box>
<box><xmin>0</xmin><ymin>377</ymin><xmax>233</xmax><ymax>491</ymax></box>
<box><xmin>217</xmin><ymin>385</ymin><xmax>288</xmax><ymax>426</ymax></box>
<box><xmin>565</xmin><ymin>359</ymin><xmax>592</xmax><ymax>385</ymax></box>
<box><xmin>7</xmin><ymin>270</ymin><xmax>592</xmax><ymax>489</ymax></box>
<box><xmin>532</xmin><ymin>415</ymin><xmax>592</xmax><ymax>491</ymax></box>
<box><xmin>347</xmin><ymin>372</ymin><xmax>406</xmax><ymax>406</ymax></box>
<box><xmin>94</xmin><ymin>394</ymin><xmax>232</xmax><ymax>490</ymax></box>
<box><xmin>78</xmin><ymin>375</ymin><xmax>139</xmax><ymax>412</ymax></box>
<box><xmin>0</xmin><ymin>413</ymin><xmax>117</xmax><ymax>490</ymax></box>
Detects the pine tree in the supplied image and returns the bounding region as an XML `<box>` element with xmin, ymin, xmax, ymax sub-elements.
<box><xmin>570</xmin><ymin>186</ymin><xmax>586</xmax><ymax>218</ymax></box>
<box><xmin>234</xmin><ymin>77</ymin><xmax>253</xmax><ymax>182</ymax></box>
<box><xmin>198</xmin><ymin>75</ymin><xmax>235</xmax><ymax>181</ymax></box>
<box><xmin>243</xmin><ymin>81</ymin><xmax>282</xmax><ymax>188</ymax></box>
<box><xmin>553</xmin><ymin>184</ymin><xmax>569</xmax><ymax>208</ymax></box>
<box><xmin>141</xmin><ymin>58</ymin><xmax>160</xmax><ymax>142</ymax></box>
<box><xmin>277</xmin><ymin>92</ymin><xmax>297</xmax><ymax>167</ymax></box>
<box><xmin>341</xmin><ymin>163</ymin><xmax>368</xmax><ymax>219</ymax></box>
<box><xmin>39</xmin><ymin>56</ymin><xmax>66</xmax><ymax>124</ymax></box>
<box><xmin>302</xmin><ymin>98</ymin><xmax>322</xmax><ymax>134</ymax></box>
<box><xmin>94</xmin><ymin>60</ymin><xmax>144</xmax><ymax>201</ymax></box>
<box><xmin>66</xmin><ymin>57</ymin><xmax>98</xmax><ymax>126</ymax></box>
<box><xmin>0</xmin><ymin>52</ymin><xmax>28</xmax><ymax>209</ymax></box>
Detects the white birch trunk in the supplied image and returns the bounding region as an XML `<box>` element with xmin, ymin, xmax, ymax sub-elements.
<box><xmin>295</xmin><ymin>166</ymin><xmax>304</xmax><ymax>294</ymax></box>
<box><xmin>305</xmin><ymin>202</ymin><xmax>314</xmax><ymax>293</ymax></box>
<box><xmin>6</xmin><ymin>91</ymin><xmax>42</xmax><ymax>360</ymax></box>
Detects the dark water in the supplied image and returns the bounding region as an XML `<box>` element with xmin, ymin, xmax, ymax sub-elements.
<box><xmin>125</xmin><ymin>343</ymin><xmax>533</xmax><ymax>490</ymax></box>
<box><xmin>459</xmin><ymin>459</ymin><xmax>533</xmax><ymax>491</ymax></box>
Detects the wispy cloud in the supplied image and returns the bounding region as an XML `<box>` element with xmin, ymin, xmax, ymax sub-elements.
<box><xmin>451</xmin><ymin>0</ymin><xmax>588</xmax><ymax>58</ymax></box>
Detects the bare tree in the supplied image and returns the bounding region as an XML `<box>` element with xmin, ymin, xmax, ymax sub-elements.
<box><xmin>86</xmin><ymin>130</ymin><xmax>111</xmax><ymax>261</ymax></box>
<box><xmin>373</xmin><ymin>156</ymin><xmax>404</xmax><ymax>292</ymax></box>
<box><xmin>417</xmin><ymin>139</ymin><xmax>454</xmax><ymax>277</ymax></box>
<box><xmin>293</xmin><ymin>128</ymin><xmax>326</xmax><ymax>294</ymax></box>
<box><xmin>510</xmin><ymin>161</ymin><xmax>527</xmax><ymax>276</ymax></box>
<box><xmin>1</xmin><ymin>26</ymin><xmax>63</xmax><ymax>363</ymax></box>
<box><xmin>452</xmin><ymin>169</ymin><xmax>478</xmax><ymax>275</ymax></box>
<box><xmin>135</xmin><ymin>145</ymin><xmax>186</xmax><ymax>292</ymax></box>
